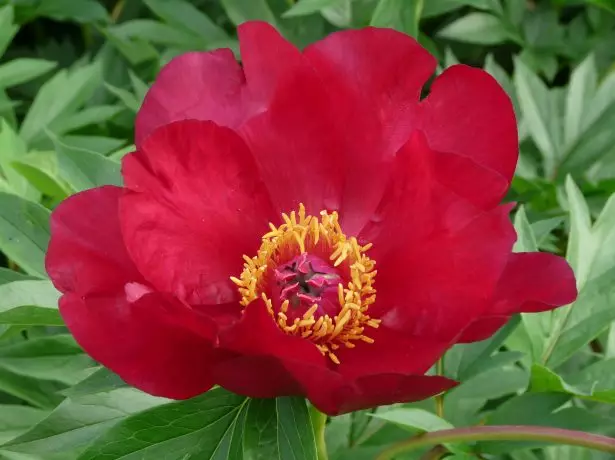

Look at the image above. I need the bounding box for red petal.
[457,253,576,343]
[292,365,457,416]
[456,316,510,343]
[121,120,274,305]
[46,186,142,295]
[334,325,450,379]
[61,292,218,399]
[46,187,217,399]
[214,300,326,398]
[237,21,301,105]
[494,252,577,313]
[135,22,299,147]
[362,133,516,341]
[304,26,435,154]
[414,65,518,187]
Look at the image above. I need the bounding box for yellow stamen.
[231,204,378,364]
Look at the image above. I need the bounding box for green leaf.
[0,5,18,58]
[0,335,94,386]
[0,120,38,200]
[104,83,140,112]
[0,194,50,278]
[422,0,493,18]
[0,59,56,89]
[438,13,509,44]
[109,20,204,49]
[241,397,317,460]
[220,0,279,27]
[531,180,615,367]
[0,280,62,326]
[49,105,123,135]
[33,0,109,23]
[482,393,614,454]
[3,388,167,458]
[283,0,342,17]
[0,405,48,445]
[564,54,597,149]
[276,397,317,460]
[64,367,127,398]
[321,0,351,27]
[144,0,228,41]
[0,367,64,408]
[11,151,71,200]
[370,0,424,38]
[20,63,102,147]
[78,388,249,460]
[445,365,529,426]
[53,136,122,191]
[372,408,453,432]
[514,58,562,177]
[445,316,520,380]
[530,364,593,396]
[559,71,615,177]
[0,268,36,286]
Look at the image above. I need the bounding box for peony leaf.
[437,13,510,45]
[78,388,250,460]
[0,280,62,326]
[482,393,614,454]
[0,194,50,278]
[0,59,56,89]
[52,135,122,192]
[2,388,166,458]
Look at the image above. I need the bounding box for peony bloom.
[46,22,577,415]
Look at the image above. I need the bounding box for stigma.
[231,204,380,364]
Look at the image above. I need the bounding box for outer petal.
[214,300,327,398]
[458,252,577,342]
[136,22,300,147]
[121,120,274,305]
[361,132,516,341]
[46,187,218,398]
[494,252,577,313]
[334,326,450,379]
[413,65,518,188]
[310,374,457,416]
[304,26,435,152]
[60,292,218,399]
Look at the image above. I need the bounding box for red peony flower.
[46,22,577,415]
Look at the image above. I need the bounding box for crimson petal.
[121,120,274,305]
[46,187,218,398]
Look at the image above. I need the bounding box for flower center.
[231,204,380,364]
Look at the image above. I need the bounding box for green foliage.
[0,0,614,459]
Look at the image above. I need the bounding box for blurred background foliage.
[1,0,615,459]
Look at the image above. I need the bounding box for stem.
[435,358,444,418]
[309,405,329,460]
[376,426,615,460]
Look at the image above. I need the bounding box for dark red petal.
[456,316,510,343]
[239,64,348,219]
[414,65,518,187]
[214,300,327,398]
[121,120,274,305]
[304,26,435,153]
[46,187,218,399]
[135,50,248,147]
[494,252,577,313]
[362,133,516,341]
[135,22,299,148]
[61,292,218,399]
[334,325,450,379]
[46,186,141,295]
[295,367,457,416]
[237,21,301,106]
